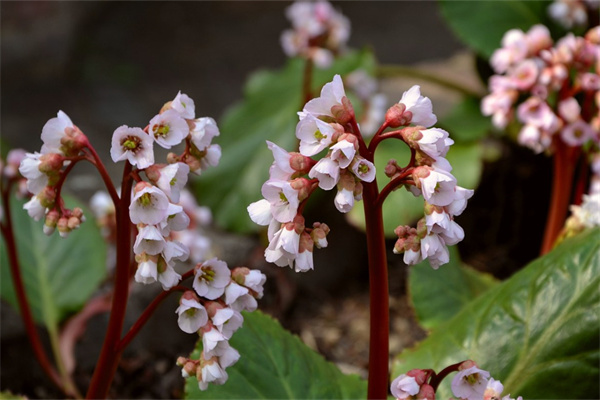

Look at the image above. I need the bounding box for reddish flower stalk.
[85,163,133,399]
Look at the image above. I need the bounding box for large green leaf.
[1,196,107,326]
[347,141,483,235]
[393,228,600,398]
[194,50,376,233]
[439,0,550,58]
[409,246,498,331]
[185,310,367,399]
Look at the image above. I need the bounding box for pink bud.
[385,103,412,128]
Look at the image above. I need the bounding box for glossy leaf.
[193,50,376,233]
[347,141,483,235]
[439,0,550,58]
[409,246,498,330]
[393,228,600,398]
[0,196,107,326]
[184,310,367,399]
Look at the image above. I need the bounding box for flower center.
[200,267,215,282]
[153,124,170,138]
[138,192,153,207]
[314,129,326,141]
[279,192,288,203]
[358,164,369,175]
[121,136,141,152]
[170,177,177,186]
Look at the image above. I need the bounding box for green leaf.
[409,246,498,331]
[184,310,367,399]
[194,50,376,233]
[347,141,483,235]
[1,195,107,326]
[393,228,600,398]
[439,0,550,58]
[437,97,493,142]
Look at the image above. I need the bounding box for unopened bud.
[144,164,163,183]
[416,383,435,400]
[331,97,355,125]
[299,231,314,253]
[57,217,70,238]
[134,181,152,194]
[385,159,400,178]
[458,359,477,371]
[289,153,314,174]
[39,153,64,174]
[416,218,428,238]
[39,186,57,208]
[385,103,412,128]
[167,152,180,164]
[67,216,80,230]
[406,369,428,386]
[353,181,363,201]
[160,101,173,114]
[231,267,250,285]
[204,301,223,318]
[393,237,406,254]
[311,222,330,249]
[290,178,312,202]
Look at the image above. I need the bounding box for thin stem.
[85,163,133,399]
[540,141,579,254]
[0,183,77,397]
[117,285,188,352]
[429,362,462,391]
[376,65,484,98]
[368,130,404,154]
[376,167,414,208]
[84,144,120,206]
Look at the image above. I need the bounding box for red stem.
[84,144,119,206]
[1,183,74,396]
[540,141,579,254]
[85,163,133,399]
[117,285,188,352]
[376,168,414,208]
[429,362,462,392]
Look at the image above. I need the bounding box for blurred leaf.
[347,141,483,235]
[194,50,376,233]
[409,246,498,330]
[0,195,107,326]
[437,97,492,142]
[439,0,549,58]
[393,228,600,398]
[184,310,367,399]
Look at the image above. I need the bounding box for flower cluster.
[548,0,599,29]
[18,111,89,237]
[390,361,522,400]
[481,25,599,156]
[559,192,600,242]
[175,263,266,390]
[386,86,474,269]
[281,0,350,68]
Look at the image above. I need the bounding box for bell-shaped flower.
[19,152,48,194]
[350,156,376,183]
[330,138,357,168]
[201,323,228,355]
[414,167,457,207]
[296,114,337,156]
[23,195,47,221]
[561,120,594,147]
[198,144,222,171]
[224,282,258,312]
[159,203,190,235]
[416,127,454,160]
[133,224,165,255]
[171,91,195,120]
[309,157,340,190]
[198,354,228,391]
[191,117,220,150]
[40,111,75,155]
[176,292,208,334]
[300,74,347,120]
[247,199,273,226]
[211,307,243,339]
[193,258,231,300]
[134,253,158,285]
[129,184,169,225]
[267,141,295,180]
[420,232,449,269]
[155,162,189,203]
[398,85,437,127]
[446,186,474,216]
[110,126,154,169]
[451,365,490,400]
[390,374,420,399]
[149,109,189,149]
[334,187,354,213]
[484,378,504,400]
[162,240,189,262]
[261,179,300,223]
[294,232,314,272]
[157,258,181,291]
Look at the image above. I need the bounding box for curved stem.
[429,362,462,392]
[85,163,133,399]
[1,184,79,398]
[376,65,484,98]
[376,168,414,208]
[84,145,120,206]
[117,285,188,352]
[368,130,404,154]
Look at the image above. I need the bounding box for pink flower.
[296,114,337,156]
[267,141,295,180]
[398,85,437,127]
[516,97,561,133]
[558,97,581,123]
[261,179,300,223]
[193,258,231,300]
[508,59,540,90]
[561,120,595,146]
[171,91,195,119]
[451,365,491,400]
[191,117,220,150]
[390,374,420,399]
[309,157,340,190]
[300,74,347,120]
[420,232,449,269]
[350,156,376,182]
[149,109,189,149]
[110,125,154,169]
[330,138,357,168]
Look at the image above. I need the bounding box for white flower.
[484,378,504,400]
[265,220,302,267]
[242,270,266,298]
[110,126,154,169]
[19,152,47,194]
[202,325,227,355]
[191,117,220,150]
[171,91,195,119]
[446,186,474,216]
[158,261,182,290]
[134,256,158,285]
[129,185,169,225]
[350,157,376,183]
[193,258,231,300]
[390,374,420,399]
[23,195,46,221]
[417,128,454,160]
[300,74,346,120]
[262,180,300,223]
[224,282,258,312]
[309,157,340,190]
[212,308,243,339]
[403,248,422,265]
[198,355,228,391]
[330,139,356,168]
[334,188,354,213]
[162,240,189,262]
[159,203,190,235]
[415,167,457,207]
[133,224,165,255]
[398,85,437,127]
[149,109,189,149]
[451,366,491,400]
[420,233,449,269]
[296,114,336,156]
[267,141,295,180]
[247,199,273,226]
[176,296,208,334]
[434,219,465,246]
[40,111,74,155]
[198,144,222,171]
[155,163,189,203]
[294,248,314,272]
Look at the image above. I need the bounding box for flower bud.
[290,178,312,202]
[38,153,64,174]
[39,186,57,209]
[330,97,355,125]
[289,153,315,174]
[311,222,330,249]
[67,216,80,230]
[385,103,411,128]
[44,210,60,236]
[385,159,400,178]
[57,217,70,238]
[231,267,251,286]
[416,383,435,399]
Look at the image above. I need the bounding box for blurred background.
[1,2,551,398]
